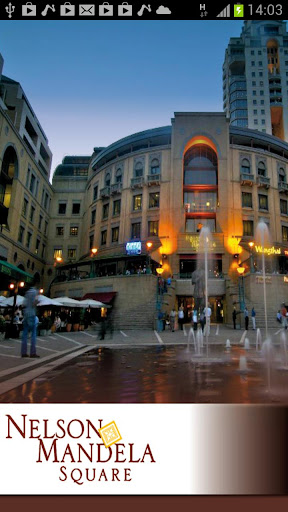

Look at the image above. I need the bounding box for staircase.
[114,295,157,330]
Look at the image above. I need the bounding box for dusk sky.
[0,20,247,175]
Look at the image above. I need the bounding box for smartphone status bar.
[2,2,288,20]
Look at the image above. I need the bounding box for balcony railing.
[278,181,288,193]
[110,182,122,195]
[147,173,161,186]
[256,175,270,189]
[100,186,111,198]
[184,203,216,213]
[131,177,145,188]
[240,172,254,186]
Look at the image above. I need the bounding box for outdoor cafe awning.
[82,292,117,304]
[0,260,33,284]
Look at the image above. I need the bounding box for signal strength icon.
[217,4,230,17]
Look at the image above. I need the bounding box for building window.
[58,203,66,215]
[22,198,28,217]
[150,158,160,175]
[254,119,258,125]
[259,61,262,66]
[56,226,64,236]
[113,199,121,216]
[261,110,265,115]
[251,61,255,66]
[89,234,94,249]
[278,167,286,183]
[252,81,256,87]
[253,90,256,96]
[259,194,268,210]
[261,119,265,125]
[259,71,263,77]
[72,203,80,215]
[111,226,119,243]
[242,192,252,208]
[260,81,264,86]
[115,168,122,183]
[135,162,143,178]
[35,238,40,255]
[257,161,266,176]
[280,199,288,215]
[53,248,62,260]
[101,230,107,245]
[133,195,142,210]
[29,174,36,194]
[252,72,255,77]
[29,205,35,223]
[26,168,30,188]
[260,100,264,105]
[91,209,96,225]
[38,215,43,230]
[282,226,288,242]
[44,221,48,235]
[148,220,159,236]
[93,185,98,201]
[105,172,111,187]
[42,244,46,259]
[253,109,257,115]
[44,193,49,211]
[243,220,254,237]
[68,248,76,260]
[102,203,109,220]
[18,225,24,244]
[253,100,257,105]
[149,192,160,208]
[70,226,78,237]
[251,51,254,55]
[131,222,141,239]
[26,231,32,249]
[241,158,251,174]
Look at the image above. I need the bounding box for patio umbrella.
[37,296,63,307]
[54,296,83,308]
[1,295,26,307]
[78,299,110,308]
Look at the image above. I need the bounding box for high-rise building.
[223,21,288,141]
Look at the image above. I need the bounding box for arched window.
[18,264,25,272]
[150,158,160,175]
[105,172,111,187]
[257,161,266,177]
[135,162,143,178]
[278,167,286,183]
[241,158,251,174]
[0,146,18,226]
[115,168,122,183]
[183,144,217,185]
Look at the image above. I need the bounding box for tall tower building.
[223,20,288,141]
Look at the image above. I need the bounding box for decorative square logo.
[99,421,122,448]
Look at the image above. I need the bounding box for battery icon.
[234,3,244,16]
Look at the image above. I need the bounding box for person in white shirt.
[203,304,212,336]
[178,305,184,330]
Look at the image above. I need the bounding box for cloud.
[156,5,171,14]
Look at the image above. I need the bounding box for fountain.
[261,338,274,394]
[225,339,231,349]
[187,327,196,352]
[255,220,271,339]
[194,226,211,358]
[280,330,288,369]
[239,330,247,345]
[244,337,250,350]
[239,355,248,373]
[256,328,262,352]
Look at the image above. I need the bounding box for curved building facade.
[47,112,288,328]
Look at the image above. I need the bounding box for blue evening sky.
[0,20,246,174]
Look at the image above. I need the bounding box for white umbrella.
[54,296,83,308]
[1,295,26,307]
[37,296,63,307]
[0,295,6,302]
[78,299,109,308]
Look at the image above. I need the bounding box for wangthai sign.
[254,245,281,255]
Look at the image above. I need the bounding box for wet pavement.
[1,344,288,404]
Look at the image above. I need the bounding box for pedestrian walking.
[251,307,256,330]
[169,308,177,332]
[244,306,249,330]
[281,303,288,329]
[203,304,212,336]
[232,307,237,330]
[192,309,198,331]
[21,276,40,358]
[178,305,184,330]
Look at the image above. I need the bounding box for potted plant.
[72,310,80,332]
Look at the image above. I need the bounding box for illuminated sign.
[185,235,217,252]
[126,241,142,255]
[255,276,272,284]
[254,245,281,256]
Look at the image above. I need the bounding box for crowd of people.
[158,304,212,335]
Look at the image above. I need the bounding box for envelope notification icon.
[79,4,95,15]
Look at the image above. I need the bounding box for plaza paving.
[0,322,287,403]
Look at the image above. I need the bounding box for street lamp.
[90,247,98,277]
[91,247,98,256]
[156,267,164,275]
[146,241,153,271]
